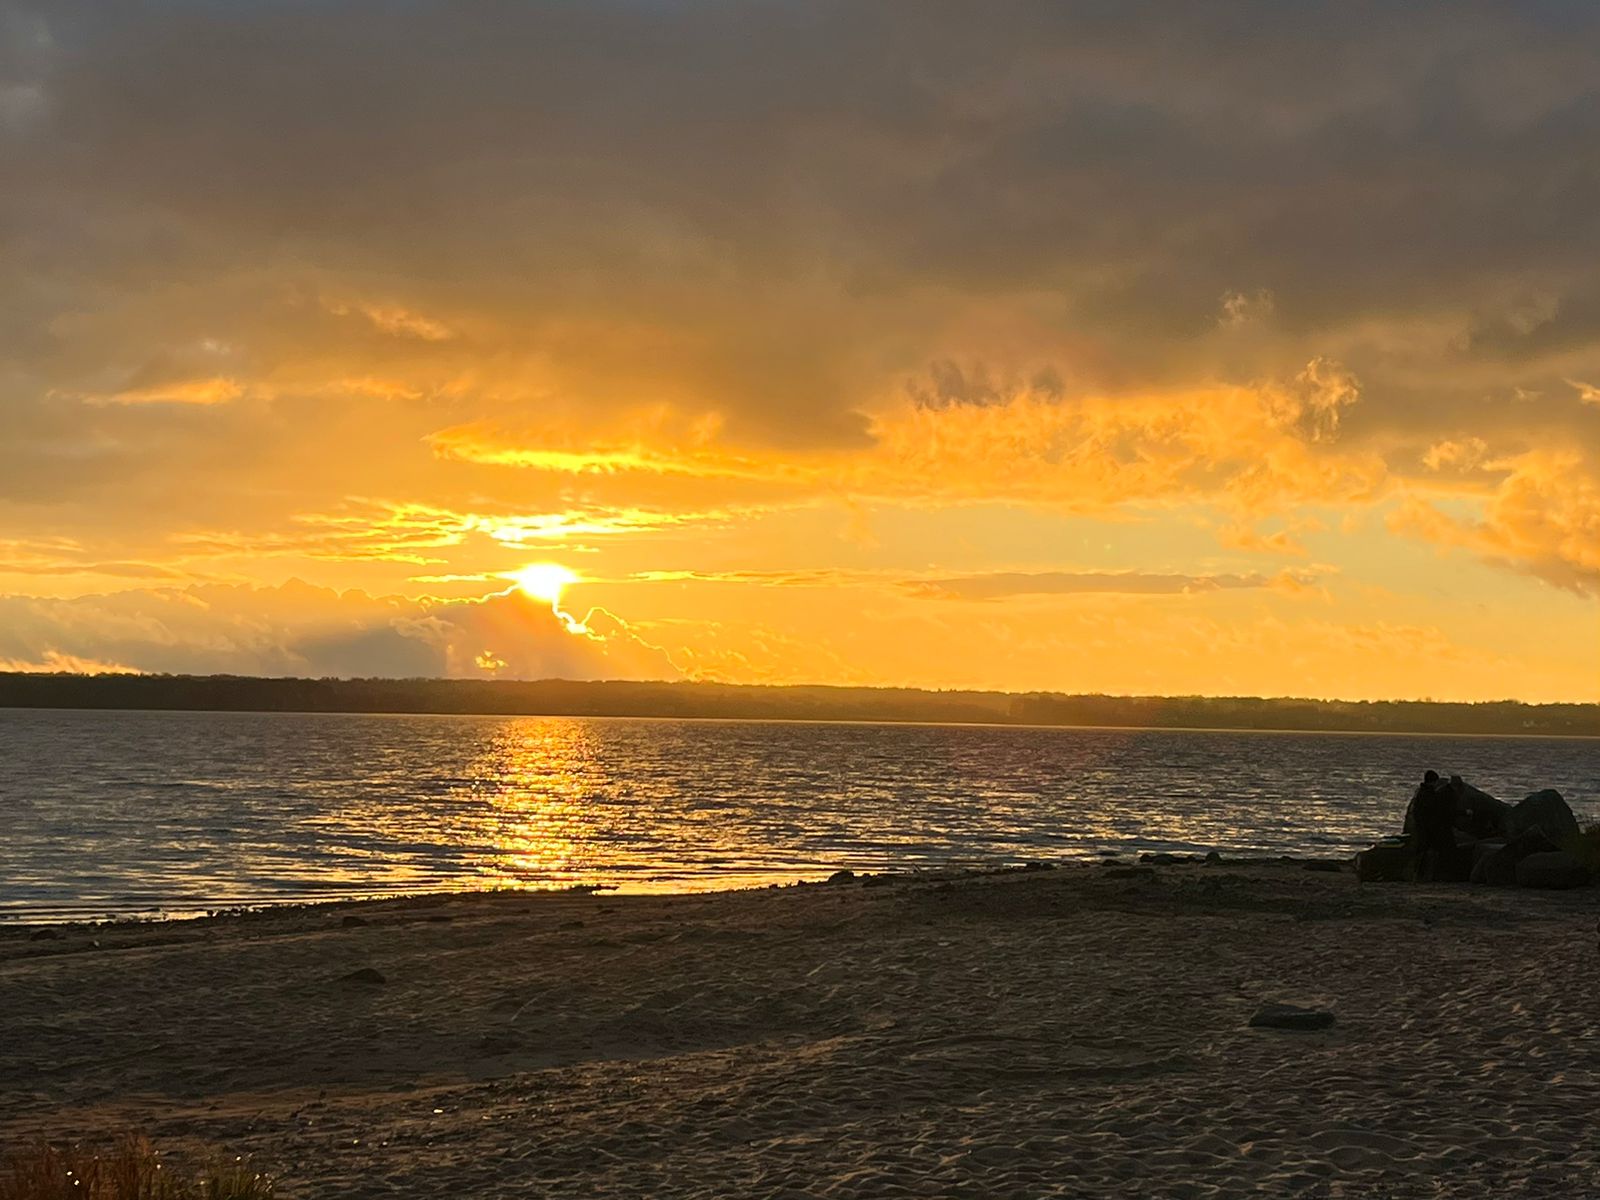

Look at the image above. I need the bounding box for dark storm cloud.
[2,0,1598,489]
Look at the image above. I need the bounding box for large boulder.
[1514,851,1593,890]
[1505,789,1580,843]
[1434,831,1481,882]
[1445,776,1510,837]
[1355,840,1413,883]
[1468,840,1506,882]
[1470,829,1560,887]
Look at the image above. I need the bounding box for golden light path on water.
[457,718,826,895]
[472,721,592,889]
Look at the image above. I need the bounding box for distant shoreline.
[2,672,1596,737]
[5,704,1600,741]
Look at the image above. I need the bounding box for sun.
[508,563,578,605]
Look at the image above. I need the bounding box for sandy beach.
[3,861,1598,1198]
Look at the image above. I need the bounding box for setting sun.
[509,563,578,606]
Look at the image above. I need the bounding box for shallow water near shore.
[1,707,1595,921]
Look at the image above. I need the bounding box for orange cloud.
[1217,523,1311,557]
[170,500,723,568]
[325,300,455,342]
[1422,438,1492,473]
[0,651,139,675]
[84,376,248,406]
[1388,449,1600,595]
[865,373,1386,514]
[429,369,1391,521]
[902,570,1303,602]
[426,423,802,483]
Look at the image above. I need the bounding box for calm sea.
[0,709,1594,921]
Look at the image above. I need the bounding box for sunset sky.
[2,2,1597,700]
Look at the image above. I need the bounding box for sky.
[1,1,1597,701]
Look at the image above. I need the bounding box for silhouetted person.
[1410,771,1456,881]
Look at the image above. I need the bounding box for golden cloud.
[324,300,456,342]
[170,499,725,568]
[1388,449,1600,595]
[0,650,139,675]
[427,368,1391,519]
[82,376,249,406]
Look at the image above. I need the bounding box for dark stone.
[1140,852,1181,865]
[28,928,60,941]
[1515,851,1593,890]
[1505,789,1580,843]
[338,967,387,986]
[475,1031,524,1055]
[1355,842,1412,883]
[1468,840,1507,884]
[1471,829,1560,887]
[340,915,369,928]
[1448,776,1510,838]
[1204,851,1223,865]
[1432,834,1478,883]
[1302,860,1344,873]
[826,870,857,885]
[557,919,585,930]
[1103,866,1156,880]
[1249,1003,1335,1031]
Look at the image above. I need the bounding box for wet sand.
[2,861,1598,1198]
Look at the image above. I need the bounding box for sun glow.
[509,563,579,605]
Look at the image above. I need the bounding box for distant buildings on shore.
[2,672,1595,738]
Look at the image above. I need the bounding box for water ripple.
[0,709,1593,920]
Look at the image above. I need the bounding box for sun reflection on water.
[466,722,603,890]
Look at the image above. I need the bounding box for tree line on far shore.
[1,672,1595,737]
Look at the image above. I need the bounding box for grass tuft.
[0,1138,272,1200]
